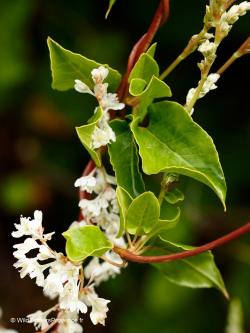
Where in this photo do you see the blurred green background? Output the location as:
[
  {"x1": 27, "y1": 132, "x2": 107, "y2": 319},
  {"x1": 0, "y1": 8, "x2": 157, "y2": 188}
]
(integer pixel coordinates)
[{"x1": 0, "y1": 0, "x2": 249, "y2": 332}]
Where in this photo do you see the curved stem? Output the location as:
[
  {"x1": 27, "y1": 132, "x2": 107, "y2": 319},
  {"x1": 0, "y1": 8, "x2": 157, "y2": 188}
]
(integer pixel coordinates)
[
  {"x1": 114, "y1": 223, "x2": 250, "y2": 264},
  {"x1": 117, "y1": 0, "x2": 170, "y2": 102}
]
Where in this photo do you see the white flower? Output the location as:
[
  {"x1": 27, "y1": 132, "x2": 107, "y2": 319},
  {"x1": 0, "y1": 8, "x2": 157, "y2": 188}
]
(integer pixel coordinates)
[
  {"x1": 93, "y1": 174, "x2": 106, "y2": 194},
  {"x1": 74, "y1": 66, "x2": 124, "y2": 151},
  {"x1": 74, "y1": 79, "x2": 94, "y2": 95},
  {"x1": 85, "y1": 167, "x2": 116, "y2": 194},
  {"x1": 14, "y1": 257, "x2": 47, "y2": 287},
  {"x1": 91, "y1": 66, "x2": 109, "y2": 84},
  {"x1": 238, "y1": 1, "x2": 250, "y2": 14},
  {"x1": 111, "y1": 198, "x2": 119, "y2": 214},
  {"x1": 43, "y1": 257, "x2": 81, "y2": 300},
  {"x1": 226, "y1": 2, "x2": 250, "y2": 24},
  {"x1": 201, "y1": 73, "x2": 220, "y2": 97},
  {"x1": 91, "y1": 122, "x2": 116, "y2": 149},
  {"x1": 27, "y1": 308, "x2": 54, "y2": 331},
  {"x1": 79, "y1": 197, "x2": 103, "y2": 218},
  {"x1": 57, "y1": 311, "x2": 83, "y2": 333},
  {"x1": 12, "y1": 210, "x2": 43, "y2": 239},
  {"x1": 74, "y1": 175, "x2": 97, "y2": 193},
  {"x1": 198, "y1": 40, "x2": 216, "y2": 57},
  {"x1": 186, "y1": 88, "x2": 196, "y2": 105},
  {"x1": 37, "y1": 244, "x2": 56, "y2": 261},
  {"x1": 204, "y1": 32, "x2": 214, "y2": 40},
  {"x1": 186, "y1": 73, "x2": 220, "y2": 112},
  {"x1": 94, "y1": 82, "x2": 108, "y2": 101},
  {"x1": 59, "y1": 279, "x2": 87, "y2": 314},
  {"x1": 81, "y1": 288, "x2": 110, "y2": 326},
  {"x1": 84, "y1": 252, "x2": 122, "y2": 286},
  {"x1": 220, "y1": 19, "x2": 231, "y2": 35},
  {"x1": 13, "y1": 238, "x2": 40, "y2": 259},
  {"x1": 101, "y1": 93, "x2": 125, "y2": 112},
  {"x1": 103, "y1": 187, "x2": 116, "y2": 201}
]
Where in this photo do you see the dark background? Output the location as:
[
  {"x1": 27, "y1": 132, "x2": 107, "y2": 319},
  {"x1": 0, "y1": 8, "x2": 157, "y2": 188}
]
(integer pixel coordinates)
[{"x1": 0, "y1": 0, "x2": 249, "y2": 332}]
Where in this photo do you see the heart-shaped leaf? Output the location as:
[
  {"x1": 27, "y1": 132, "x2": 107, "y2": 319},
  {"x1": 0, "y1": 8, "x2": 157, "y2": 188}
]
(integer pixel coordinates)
[
  {"x1": 129, "y1": 76, "x2": 172, "y2": 118},
  {"x1": 48, "y1": 37, "x2": 121, "y2": 92},
  {"x1": 129, "y1": 53, "x2": 159, "y2": 84},
  {"x1": 63, "y1": 225, "x2": 113, "y2": 262},
  {"x1": 131, "y1": 101, "x2": 226, "y2": 209},
  {"x1": 126, "y1": 191, "x2": 160, "y2": 235}
]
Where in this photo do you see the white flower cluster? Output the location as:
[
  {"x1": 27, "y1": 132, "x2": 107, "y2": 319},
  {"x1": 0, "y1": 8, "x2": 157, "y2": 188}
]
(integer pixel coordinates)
[
  {"x1": 75, "y1": 168, "x2": 125, "y2": 248},
  {"x1": 220, "y1": 1, "x2": 250, "y2": 36},
  {"x1": 12, "y1": 202, "x2": 122, "y2": 332},
  {"x1": 205, "y1": 1, "x2": 250, "y2": 37},
  {"x1": 186, "y1": 73, "x2": 220, "y2": 115},
  {"x1": 198, "y1": 40, "x2": 216, "y2": 58},
  {"x1": 74, "y1": 66, "x2": 125, "y2": 149}
]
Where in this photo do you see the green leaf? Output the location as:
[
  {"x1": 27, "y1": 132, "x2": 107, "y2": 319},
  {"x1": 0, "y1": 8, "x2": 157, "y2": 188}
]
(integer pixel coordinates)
[
  {"x1": 116, "y1": 186, "x2": 133, "y2": 237},
  {"x1": 63, "y1": 225, "x2": 113, "y2": 262},
  {"x1": 47, "y1": 37, "x2": 121, "y2": 91},
  {"x1": 126, "y1": 191, "x2": 160, "y2": 235},
  {"x1": 150, "y1": 207, "x2": 181, "y2": 236},
  {"x1": 105, "y1": 0, "x2": 117, "y2": 18},
  {"x1": 109, "y1": 119, "x2": 145, "y2": 197},
  {"x1": 129, "y1": 78, "x2": 147, "y2": 95},
  {"x1": 150, "y1": 238, "x2": 228, "y2": 297},
  {"x1": 129, "y1": 53, "x2": 159, "y2": 84},
  {"x1": 76, "y1": 107, "x2": 103, "y2": 167},
  {"x1": 146, "y1": 43, "x2": 157, "y2": 58},
  {"x1": 131, "y1": 101, "x2": 226, "y2": 209},
  {"x1": 129, "y1": 76, "x2": 172, "y2": 118},
  {"x1": 165, "y1": 188, "x2": 185, "y2": 204}
]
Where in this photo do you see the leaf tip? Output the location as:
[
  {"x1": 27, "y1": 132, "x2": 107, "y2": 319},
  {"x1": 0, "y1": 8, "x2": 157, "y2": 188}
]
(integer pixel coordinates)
[
  {"x1": 105, "y1": 10, "x2": 110, "y2": 19},
  {"x1": 222, "y1": 287, "x2": 230, "y2": 300}
]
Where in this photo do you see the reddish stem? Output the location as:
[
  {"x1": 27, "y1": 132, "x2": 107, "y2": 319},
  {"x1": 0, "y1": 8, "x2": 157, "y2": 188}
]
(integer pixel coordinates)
[
  {"x1": 117, "y1": 0, "x2": 170, "y2": 102},
  {"x1": 114, "y1": 223, "x2": 250, "y2": 263}
]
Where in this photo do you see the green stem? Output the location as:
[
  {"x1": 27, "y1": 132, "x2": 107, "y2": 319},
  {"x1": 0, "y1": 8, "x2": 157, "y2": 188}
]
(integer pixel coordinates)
[
  {"x1": 185, "y1": 69, "x2": 210, "y2": 114},
  {"x1": 158, "y1": 173, "x2": 170, "y2": 205},
  {"x1": 159, "y1": 27, "x2": 209, "y2": 80},
  {"x1": 217, "y1": 36, "x2": 250, "y2": 75},
  {"x1": 217, "y1": 52, "x2": 239, "y2": 75},
  {"x1": 159, "y1": 54, "x2": 185, "y2": 80}
]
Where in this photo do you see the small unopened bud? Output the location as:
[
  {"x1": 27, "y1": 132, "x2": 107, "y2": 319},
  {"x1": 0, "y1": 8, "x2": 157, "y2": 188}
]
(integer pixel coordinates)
[{"x1": 198, "y1": 40, "x2": 216, "y2": 57}]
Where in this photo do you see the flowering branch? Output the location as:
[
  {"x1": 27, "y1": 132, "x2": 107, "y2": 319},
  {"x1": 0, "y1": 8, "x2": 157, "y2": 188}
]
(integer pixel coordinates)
[
  {"x1": 114, "y1": 222, "x2": 250, "y2": 263},
  {"x1": 8, "y1": 1, "x2": 250, "y2": 332}
]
